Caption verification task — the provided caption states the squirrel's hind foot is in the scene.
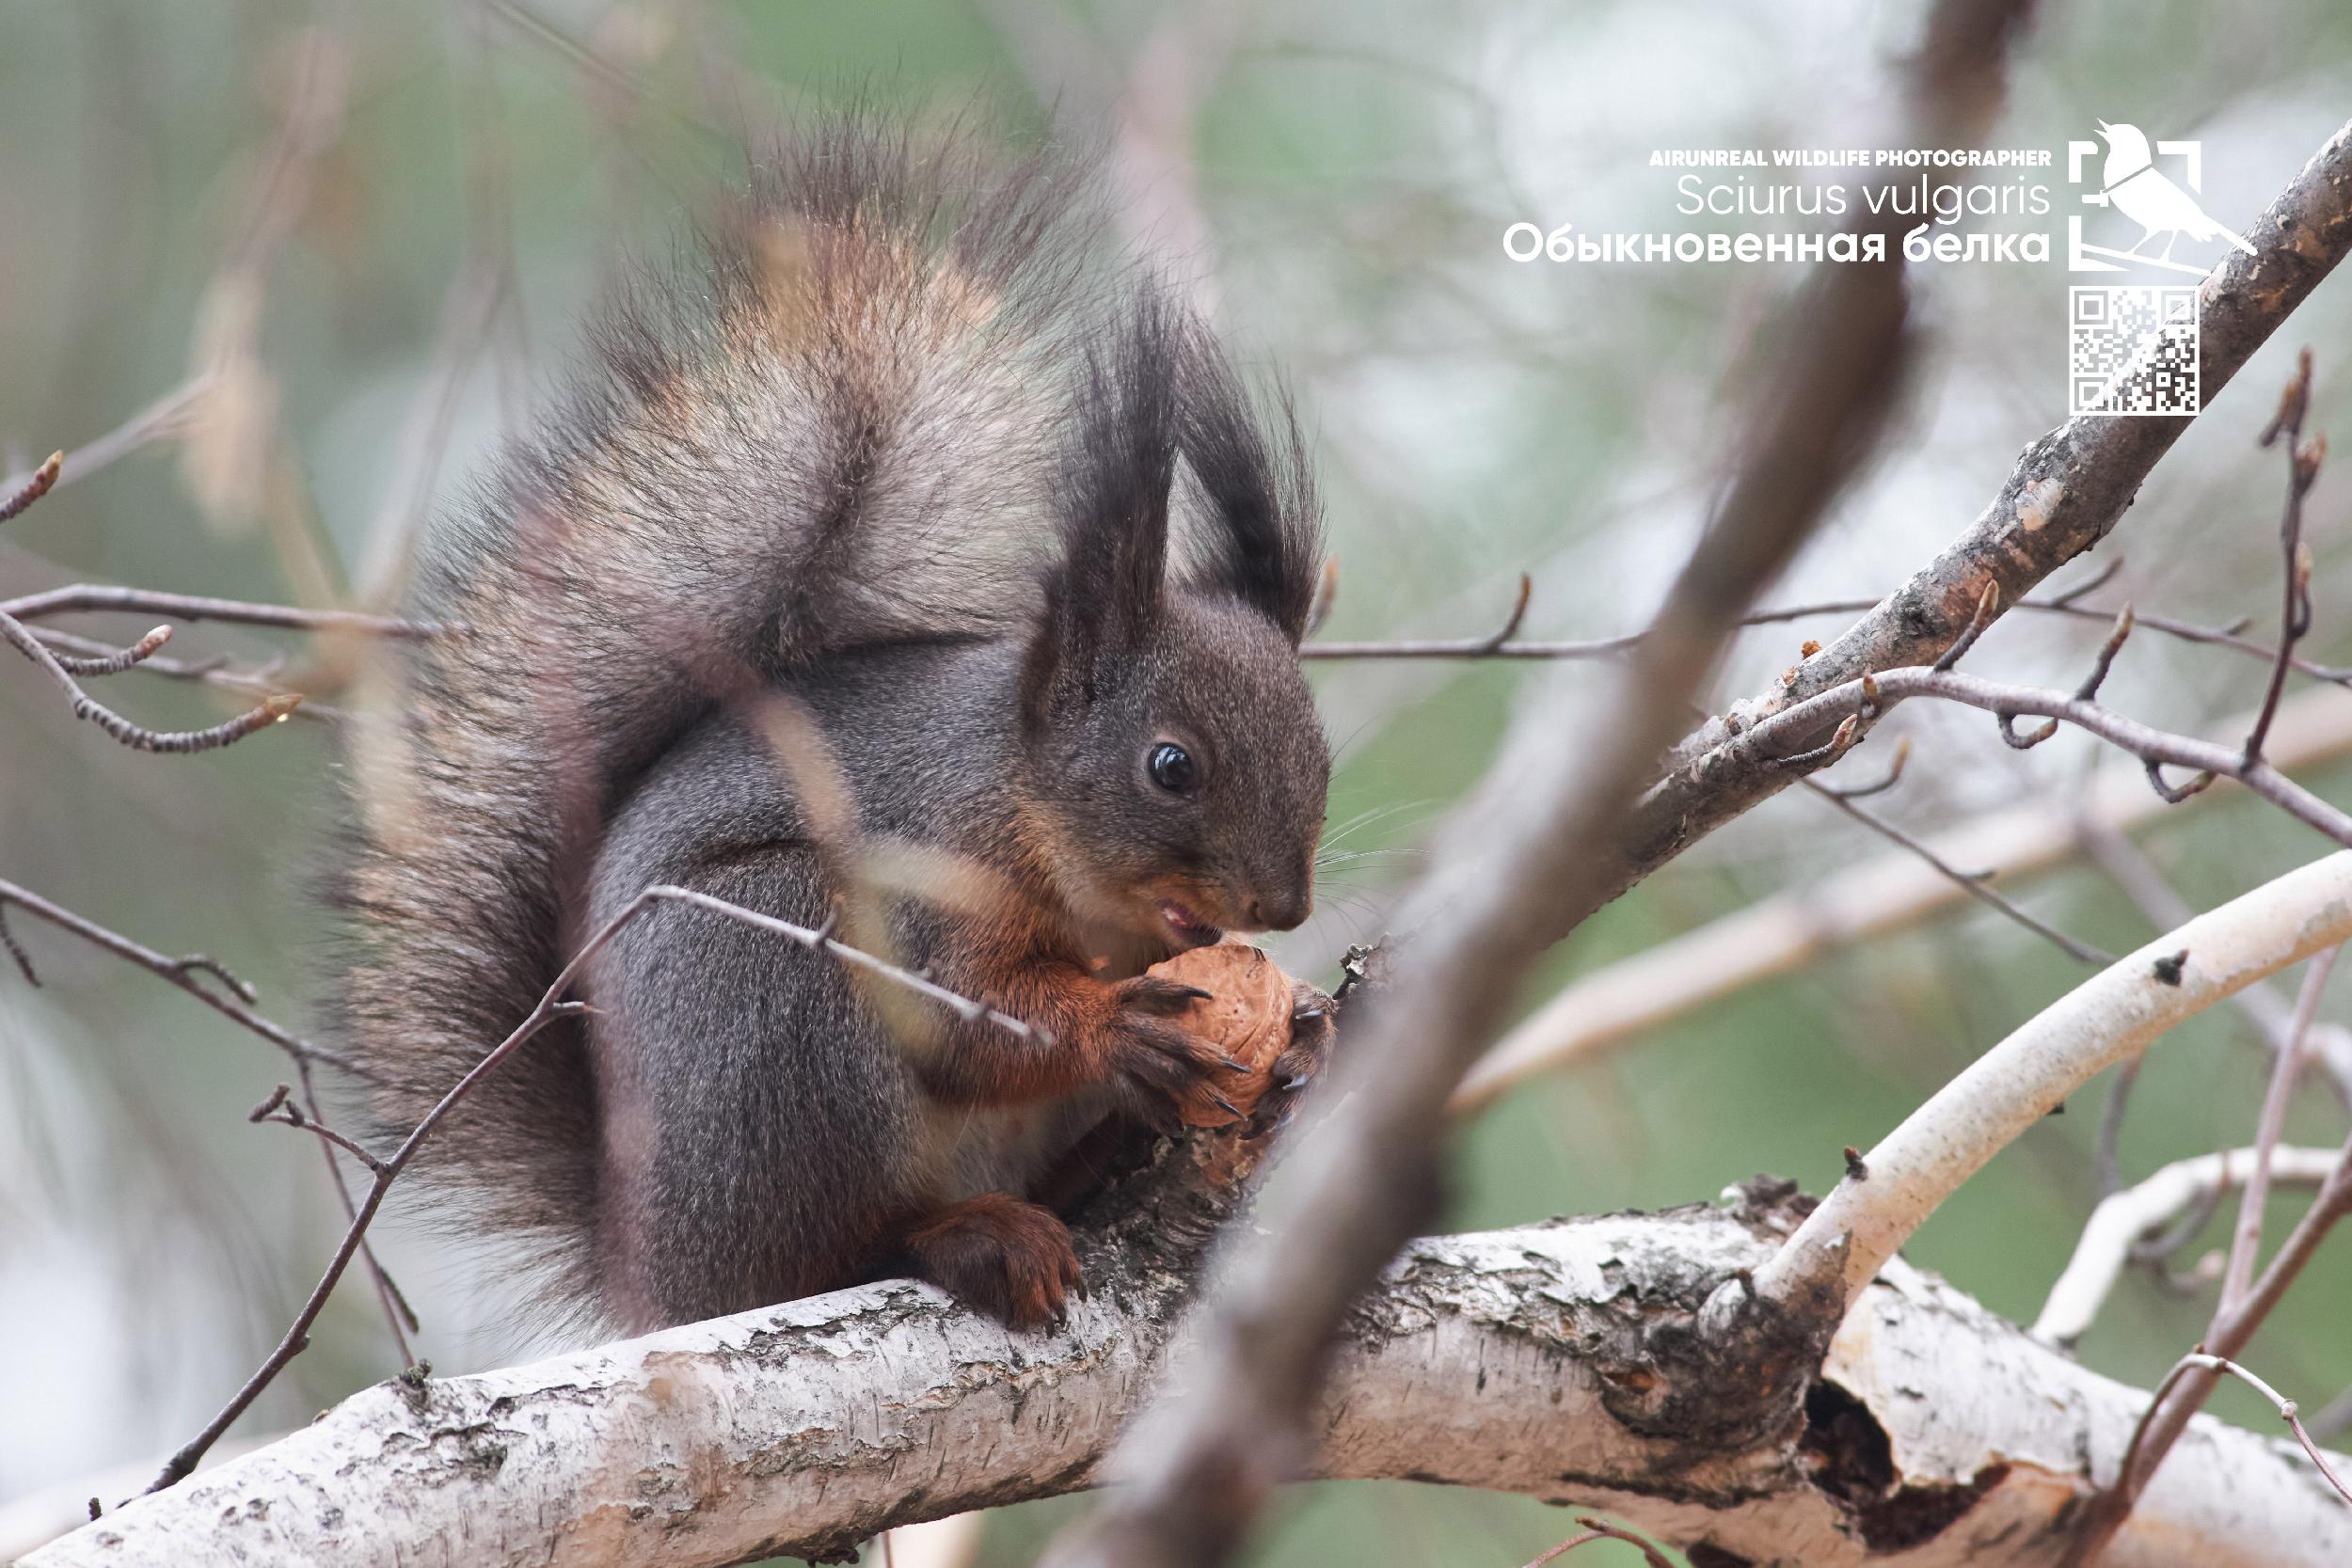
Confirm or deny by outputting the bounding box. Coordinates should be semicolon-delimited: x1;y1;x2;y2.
902;1193;1082;1330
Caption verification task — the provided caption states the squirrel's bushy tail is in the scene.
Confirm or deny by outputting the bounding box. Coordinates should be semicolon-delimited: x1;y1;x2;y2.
327;119;1109;1316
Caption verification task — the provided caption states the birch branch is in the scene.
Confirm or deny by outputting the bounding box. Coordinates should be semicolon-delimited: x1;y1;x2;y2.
1756;851;2352;1314
24;1198;2350;1568
2031;1144;2344;1347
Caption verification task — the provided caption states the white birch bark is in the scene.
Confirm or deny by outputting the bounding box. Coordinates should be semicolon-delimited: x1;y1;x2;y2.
25;1203;2349;1568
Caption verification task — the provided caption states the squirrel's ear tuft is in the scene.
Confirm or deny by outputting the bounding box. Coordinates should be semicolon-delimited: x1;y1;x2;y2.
1177;328;1323;645
1023;288;1180;732
1018;570;1075;736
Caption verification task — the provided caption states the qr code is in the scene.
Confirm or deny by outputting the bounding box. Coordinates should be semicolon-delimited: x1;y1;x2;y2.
2070;286;2199;416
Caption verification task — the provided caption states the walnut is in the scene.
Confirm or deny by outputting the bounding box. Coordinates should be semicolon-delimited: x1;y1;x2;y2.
1146;942;1299;1127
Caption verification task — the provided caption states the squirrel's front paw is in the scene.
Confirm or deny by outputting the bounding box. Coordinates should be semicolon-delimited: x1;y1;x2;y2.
1111;945;1314;1131
1106;974;1247;1128
1248;978;1336;1135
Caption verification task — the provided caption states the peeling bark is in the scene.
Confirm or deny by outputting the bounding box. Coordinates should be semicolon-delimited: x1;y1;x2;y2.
26;1187;2349;1568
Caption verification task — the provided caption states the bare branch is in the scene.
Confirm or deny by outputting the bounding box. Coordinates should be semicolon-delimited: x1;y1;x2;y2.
1456;687;2352;1115
1756;852;2352;1316
2169;1354;2352;1507
1300;567;2352;687
1766;710;1865;773
247;1084;392;1178
1813;734;1912;798
0;606;302;752
0;448;315;749
2217;946;2338;1313
1801;772;2111;965
2031;1144;2342;1347
1523;1518;1676;1568
2049;557;2125;606
1740;664;2352;846
291;1055;418;1364
2245;347;2325;768
0;877;357;1075
1933;579;2000;671
0;904;36;985
41;625;175;677
27;627;342;722
0;584;426;638
0;451;62;523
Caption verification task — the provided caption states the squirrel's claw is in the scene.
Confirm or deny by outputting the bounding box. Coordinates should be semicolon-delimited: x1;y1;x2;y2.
1245;978;1339;1136
1120;976;1216;1018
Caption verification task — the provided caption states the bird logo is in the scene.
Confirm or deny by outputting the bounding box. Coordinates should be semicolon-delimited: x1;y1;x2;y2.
2083;120;2255;263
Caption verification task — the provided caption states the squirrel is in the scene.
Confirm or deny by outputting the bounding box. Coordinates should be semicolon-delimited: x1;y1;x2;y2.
327;120;1333;1334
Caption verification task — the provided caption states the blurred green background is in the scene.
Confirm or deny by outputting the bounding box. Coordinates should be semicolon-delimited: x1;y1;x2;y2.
4;1;2351;1563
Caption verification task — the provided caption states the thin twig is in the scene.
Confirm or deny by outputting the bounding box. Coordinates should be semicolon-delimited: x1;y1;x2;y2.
1520;1516;1677;1568
1;606;302;752
644;885;1043;1040
0;584;427;638
1740;662;2352;848
2218;946;2338;1313
2049;558;2125;606
1302;572;2352;686
0;905;35;984
1802;774;2112;964
0;877;361;1076
249;1085;391;1178
2172;1354;2352;1505
294;1055;418;1361
0;465;312;747
0;451;62;523
2247;348;2326;768
1814;735;1911;798
1766;712;1864;773
1934;580;2000;671
28;627;343;722
41;625;175;677
0;465;312;750
2033;595;2352;681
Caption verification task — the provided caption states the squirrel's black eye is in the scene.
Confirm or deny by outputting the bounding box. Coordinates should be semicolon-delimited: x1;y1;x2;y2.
1148;741;1197;795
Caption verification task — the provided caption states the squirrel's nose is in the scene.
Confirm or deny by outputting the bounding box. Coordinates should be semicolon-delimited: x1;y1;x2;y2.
1249;889;1312;932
